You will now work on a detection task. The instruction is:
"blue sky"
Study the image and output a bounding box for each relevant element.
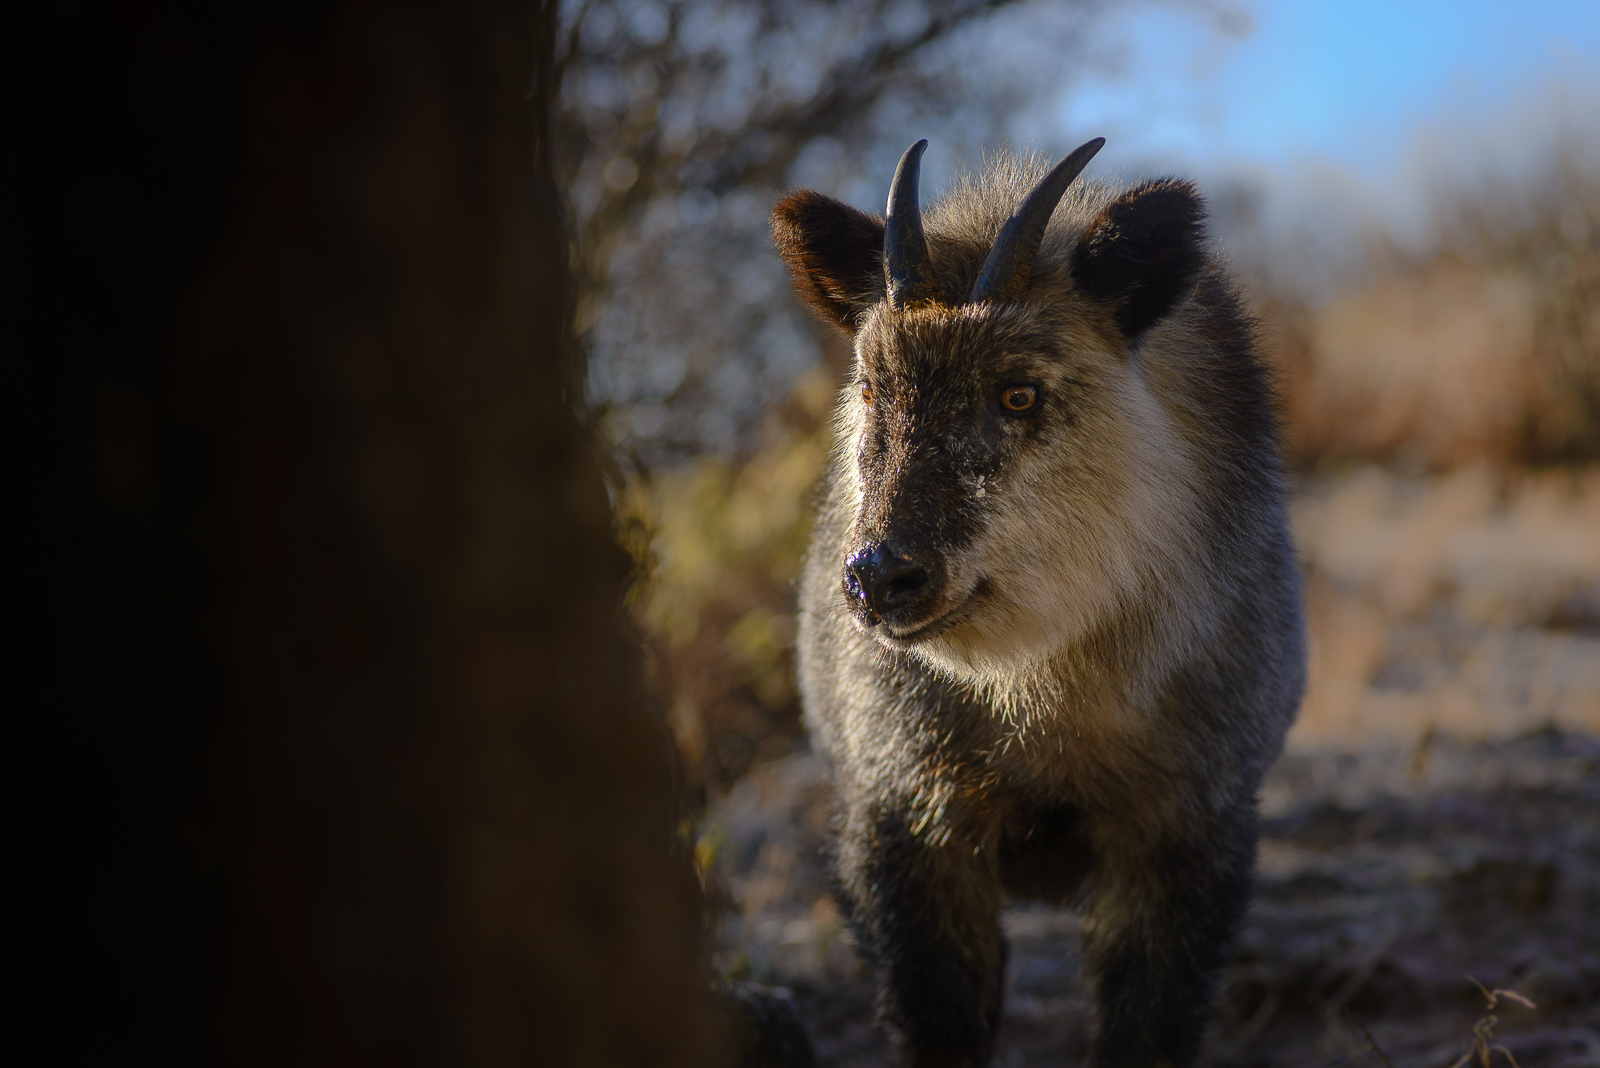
[1058,0,1600,195]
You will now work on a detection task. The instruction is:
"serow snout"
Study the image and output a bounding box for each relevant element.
[844,541,941,624]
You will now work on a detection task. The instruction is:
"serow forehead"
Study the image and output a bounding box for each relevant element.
[860,304,1052,386]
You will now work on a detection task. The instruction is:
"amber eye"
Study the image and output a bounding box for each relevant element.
[999,385,1038,412]
[860,383,873,406]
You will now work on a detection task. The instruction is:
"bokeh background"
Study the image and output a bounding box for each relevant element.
[556,1,1600,1063]
[559,0,1600,793]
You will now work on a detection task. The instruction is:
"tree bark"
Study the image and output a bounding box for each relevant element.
[10,2,719,1063]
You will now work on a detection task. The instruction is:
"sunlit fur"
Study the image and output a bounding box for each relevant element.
[780,150,1306,1068]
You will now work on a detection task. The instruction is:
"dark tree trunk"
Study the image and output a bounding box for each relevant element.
[9,2,719,1063]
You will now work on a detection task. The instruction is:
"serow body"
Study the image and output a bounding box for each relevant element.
[773,138,1306,1068]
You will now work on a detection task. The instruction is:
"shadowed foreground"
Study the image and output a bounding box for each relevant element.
[12,1,720,1061]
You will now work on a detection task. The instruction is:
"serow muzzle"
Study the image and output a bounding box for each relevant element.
[844,539,944,626]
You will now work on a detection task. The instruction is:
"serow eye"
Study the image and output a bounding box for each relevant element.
[999,385,1038,412]
[861,383,873,406]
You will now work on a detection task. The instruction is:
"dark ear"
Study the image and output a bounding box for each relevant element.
[772,190,886,334]
[1071,179,1206,340]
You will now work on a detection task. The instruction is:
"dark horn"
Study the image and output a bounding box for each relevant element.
[884,139,937,309]
[969,137,1105,304]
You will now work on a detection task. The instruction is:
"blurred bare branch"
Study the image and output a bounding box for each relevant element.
[554,0,1115,462]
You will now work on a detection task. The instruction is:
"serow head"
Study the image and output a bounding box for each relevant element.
[772,137,1210,670]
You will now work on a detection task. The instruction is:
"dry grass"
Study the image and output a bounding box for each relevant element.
[1449,980,1539,1068]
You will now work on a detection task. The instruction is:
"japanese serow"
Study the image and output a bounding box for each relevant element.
[772,138,1306,1068]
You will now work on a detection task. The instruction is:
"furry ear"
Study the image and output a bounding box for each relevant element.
[772,190,886,334]
[1071,179,1206,340]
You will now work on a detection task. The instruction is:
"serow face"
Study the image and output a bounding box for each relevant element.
[772,136,1209,665]
[840,307,1063,649]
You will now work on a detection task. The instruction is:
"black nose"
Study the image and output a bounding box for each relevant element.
[845,541,935,619]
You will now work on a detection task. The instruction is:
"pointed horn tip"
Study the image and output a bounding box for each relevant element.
[895,140,929,172]
[889,140,930,201]
[1054,137,1106,176]
[968,136,1108,305]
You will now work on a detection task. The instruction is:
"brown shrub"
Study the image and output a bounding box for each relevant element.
[1263,152,1599,471]
[1270,262,1540,470]
[623,368,839,797]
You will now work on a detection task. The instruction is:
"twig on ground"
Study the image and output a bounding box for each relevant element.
[1448,976,1538,1068]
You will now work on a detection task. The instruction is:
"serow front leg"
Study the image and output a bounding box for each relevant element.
[1082,807,1258,1068]
[834,805,1006,1068]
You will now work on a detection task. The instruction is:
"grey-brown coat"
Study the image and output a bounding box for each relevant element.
[777,141,1312,1068]
[774,141,1305,1068]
